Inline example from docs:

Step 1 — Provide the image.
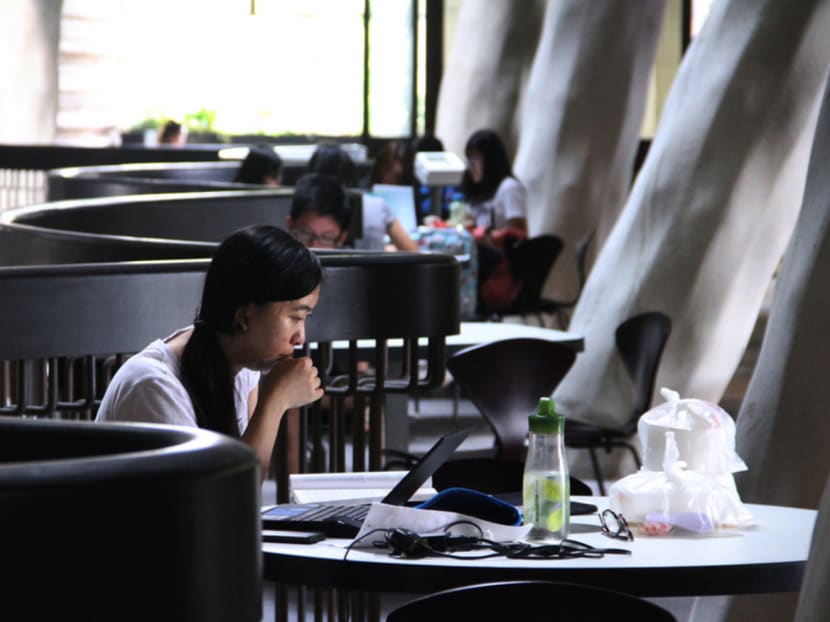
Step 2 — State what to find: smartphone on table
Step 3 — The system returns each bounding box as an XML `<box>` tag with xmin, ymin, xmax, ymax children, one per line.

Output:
<box><xmin>262</xmin><ymin>529</ymin><xmax>326</xmax><ymax>544</ymax></box>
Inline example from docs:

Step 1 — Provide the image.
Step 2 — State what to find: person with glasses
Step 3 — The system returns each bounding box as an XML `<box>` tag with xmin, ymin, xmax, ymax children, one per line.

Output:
<box><xmin>307</xmin><ymin>143</ymin><xmax>419</xmax><ymax>252</ymax></box>
<box><xmin>287</xmin><ymin>173</ymin><xmax>353</xmax><ymax>249</ymax></box>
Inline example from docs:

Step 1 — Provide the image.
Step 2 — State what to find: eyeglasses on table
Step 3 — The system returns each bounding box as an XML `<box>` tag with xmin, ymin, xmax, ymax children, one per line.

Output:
<box><xmin>599</xmin><ymin>509</ymin><xmax>634</xmax><ymax>541</ymax></box>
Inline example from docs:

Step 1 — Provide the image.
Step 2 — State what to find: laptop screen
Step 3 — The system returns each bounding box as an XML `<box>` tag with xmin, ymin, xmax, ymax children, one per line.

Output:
<box><xmin>370</xmin><ymin>184</ymin><xmax>418</xmax><ymax>234</ymax></box>
<box><xmin>381</xmin><ymin>426</ymin><xmax>472</xmax><ymax>506</ymax></box>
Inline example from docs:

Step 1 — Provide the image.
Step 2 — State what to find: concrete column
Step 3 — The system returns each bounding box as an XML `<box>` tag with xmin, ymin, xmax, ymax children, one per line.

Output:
<box><xmin>0</xmin><ymin>0</ymin><xmax>62</xmax><ymax>143</ymax></box>
<box><xmin>554</xmin><ymin>0</ymin><xmax>830</xmax><ymax>429</ymax></box>
<box><xmin>513</xmin><ymin>0</ymin><xmax>664</xmax><ymax>299</ymax></box>
<box><xmin>435</xmin><ymin>0</ymin><xmax>544</xmax><ymax>157</ymax></box>
<box><xmin>796</xmin><ymin>479</ymin><xmax>830</xmax><ymax>621</ymax></box>
<box><xmin>703</xmin><ymin>59</ymin><xmax>830</xmax><ymax>622</ymax></box>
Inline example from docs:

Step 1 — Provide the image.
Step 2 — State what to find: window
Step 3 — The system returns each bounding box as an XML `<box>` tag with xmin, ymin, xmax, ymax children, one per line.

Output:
<box><xmin>59</xmin><ymin>0</ymin><xmax>427</xmax><ymax>143</ymax></box>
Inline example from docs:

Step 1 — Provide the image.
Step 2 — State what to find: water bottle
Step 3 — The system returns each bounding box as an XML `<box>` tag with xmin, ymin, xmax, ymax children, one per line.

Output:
<box><xmin>448</xmin><ymin>192</ymin><xmax>468</xmax><ymax>227</ymax></box>
<box><xmin>523</xmin><ymin>397</ymin><xmax>570</xmax><ymax>543</ymax></box>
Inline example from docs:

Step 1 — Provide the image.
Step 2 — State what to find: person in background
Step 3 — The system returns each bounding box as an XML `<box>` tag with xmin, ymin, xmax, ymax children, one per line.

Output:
<box><xmin>234</xmin><ymin>145</ymin><xmax>283</xmax><ymax>186</ymax></box>
<box><xmin>287</xmin><ymin>173</ymin><xmax>352</xmax><ymax>249</ymax></box>
<box><xmin>461</xmin><ymin>128</ymin><xmax>528</xmax><ymax>234</ymax></box>
<box><xmin>369</xmin><ymin>139</ymin><xmax>414</xmax><ymax>186</ymax></box>
<box><xmin>96</xmin><ymin>225</ymin><xmax>324</xmax><ymax>477</ymax></box>
<box><xmin>157</xmin><ymin>120</ymin><xmax>185</xmax><ymax>145</ymax></box>
<box><xmin>308</xmin><ymin>143</ymin><xmax>418</xmax><ymax>251</ymax></box>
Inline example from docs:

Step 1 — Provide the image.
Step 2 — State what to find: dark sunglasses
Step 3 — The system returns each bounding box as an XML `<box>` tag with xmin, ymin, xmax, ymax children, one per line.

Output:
<box><xmin>599</xmin><ymin>509</ymin><xmax>634</xmax><ymax>541</ymax></box>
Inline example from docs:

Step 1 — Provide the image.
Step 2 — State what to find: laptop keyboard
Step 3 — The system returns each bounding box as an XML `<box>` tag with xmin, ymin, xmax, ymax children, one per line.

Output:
<box><xmin>292</xmin><ymin>503</ymin><xmax>370</xmax><ymax>522</ymax></box>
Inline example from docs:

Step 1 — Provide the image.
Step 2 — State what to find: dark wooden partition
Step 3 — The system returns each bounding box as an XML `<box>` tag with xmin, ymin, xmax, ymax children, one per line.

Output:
<box><xmin>0</xmin><ymin>252</ymin><xmax>460</xmax><ymax>499</ymax></box>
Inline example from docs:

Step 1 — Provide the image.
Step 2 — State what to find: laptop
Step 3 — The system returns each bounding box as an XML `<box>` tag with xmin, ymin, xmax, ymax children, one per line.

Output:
<box><xmin>370</xmin><ymin>184</ymin><xmax>419</xmax><ymax>233</ymax></box>
<box><xmin>261</xmin><ymin>427</ymin><xmax>472</xmax><ymax>538</ymax></box>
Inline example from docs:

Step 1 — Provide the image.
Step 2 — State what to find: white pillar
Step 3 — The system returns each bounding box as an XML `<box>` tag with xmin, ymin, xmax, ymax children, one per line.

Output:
<box><xmin>554</xmin><ymin>0</ymin><xmax>830</xmax><ymax>430</ymax></box>
<box><xmin>796</xmin><ymin>479</ymin><xmax>830</xmax><ymax>621</ymax></box>
<box><xmin>0</xmin><ymin>0</ymin><xmax>61</xmax><ymax>143</ymax></box>
<box><xmin>711</xmin><ymin>57</ymin><xmax>830</xmax><ymax>622</ymax></box>
<box><xmin>435</xmin><ymin>0</ymin><xmax>545</xmax><ymax>157</ymax></box>
<box><xmin>513</xmin><ymin>0</ymin><xmax>665</xmax><ymax>299</ymax></box>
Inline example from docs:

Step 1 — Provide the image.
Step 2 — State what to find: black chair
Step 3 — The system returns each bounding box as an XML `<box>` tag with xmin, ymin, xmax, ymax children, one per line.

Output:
<box><xmin>385</xmin><ymin>580</ymin><xmax>677</xmax><ymax>622</ymax></box>
<box><xmin>505</xmin><ymin>233</ymin><xmax>564</xmax><ymax>322</ymax></box>
<box><xmin>423</xmin><ymin>338</ymin><xmax>580</xmax><ymax>496</ymax></box>
<box><xmin>564</xmin><ymin>311</ymin><xmax>672</xmax><ymax>493</ymax></box>
<box><xmin>537</xmin><ymin>229</ymin><xmax>595</xmax><ymax>328</ymax></box>
<box><xmin>447</xmin><ymin>337</ymin><xmax>577</xmax><ymax>462</ymax></box>
<box><xmin>383</xmin><ymin>338</ymin><xmax>577</xmax><ymax>493</ymax></box>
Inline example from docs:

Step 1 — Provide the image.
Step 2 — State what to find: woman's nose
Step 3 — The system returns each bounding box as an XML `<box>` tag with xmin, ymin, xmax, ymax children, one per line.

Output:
<box><xmin>292</xmin><ymin>325</ymin><xmax>306</xmax><ymax>345</ymax></box>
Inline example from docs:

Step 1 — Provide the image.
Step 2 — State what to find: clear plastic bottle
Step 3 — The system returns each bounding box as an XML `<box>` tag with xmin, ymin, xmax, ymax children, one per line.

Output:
<box><xmin>523</xmin><ymin>397</ymin><xmax>570</xmax><ymax>543</ymax></box>
<box><xmin>448</xmin><ymin>192</ymin><xmax>468</xmax><ymax>227</ymax></box>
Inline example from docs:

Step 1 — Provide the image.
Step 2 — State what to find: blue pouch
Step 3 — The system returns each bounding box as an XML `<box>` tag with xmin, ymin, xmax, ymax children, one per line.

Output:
<box><xmin>415</xmin><ymin>487</ymin><xmax>523</xmax><ymax>526</ymax></box>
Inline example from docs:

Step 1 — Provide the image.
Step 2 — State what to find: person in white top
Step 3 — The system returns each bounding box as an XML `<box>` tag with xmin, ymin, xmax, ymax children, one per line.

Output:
<box><xmin>461</xmin><ymin>128</ymin><xmax>528</xmax><ymax>233</ymax></box>
<box><xmin>96</xmin><ymin>225</ymin><xmax>324</xmax><ymax>476</ymax></box>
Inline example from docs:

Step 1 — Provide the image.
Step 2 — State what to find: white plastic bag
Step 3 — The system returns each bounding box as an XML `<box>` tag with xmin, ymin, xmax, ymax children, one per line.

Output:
<box><xmin>609</xmin><ymin>388</ymin><xmax>753</xmax><ymax>535</ymax></box>
<box><xmin>638</xmin><ymin>388</ymin><xmax>747</xmax><ymax>474</ymax></box>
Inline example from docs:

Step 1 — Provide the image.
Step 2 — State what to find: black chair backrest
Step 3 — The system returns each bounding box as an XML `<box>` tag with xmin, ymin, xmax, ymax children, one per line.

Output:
<box><xmin>0</xmin><ymin>252</ymin><xmax>459</xmax><ymax>360</ymax></box>
<box><xmin>432</xmin><ymin>458</ymin><xmax>593</xmax><ymax>497</ymax></box>
<box><xmin>615</xmin><ymin>311</ymin><xmax>672</xmax><ymax>428</ymax></box>
<box><xmin>446</xmin><ymin>338</ymin><xmax>576</xmax><ymax>461</ymax></box>
<box><xmin>507</xmin><ymin>234</ymin><xmax>564</xmax><ymax>309</ymax></box>
<box><xmin>386</xmin><ymin>580</ymin><xmax>677</xmax><ymax>622</ymax></box>
<box><xmin>0</xmin><ymin>417</ymin><xmax>260</xmax><ymax>621</ymax></box>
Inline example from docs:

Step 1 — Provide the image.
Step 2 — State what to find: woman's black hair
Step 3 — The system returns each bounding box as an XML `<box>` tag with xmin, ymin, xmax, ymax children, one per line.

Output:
<box><xmin>179</xmin><ymin>225</ymin><xmax>322</xmax><ymax>436</ymax></box>
<box><xmin>460</xmin><ymin>129</ymin><xmax>514</xmax><ymax>203</ymax></box>
<box><xmin>369</xmin><ymin>139</ymin><xmax>414</xmax><ymax>186</ymax></box>
<box><xmin>234</xmin><ymin>145</ymin><xmax>283</xmax><ymax>184</ymax></box>
<box><xmin>158</xmin><ymin>120</ymin><xmax>182</xmax><ymax>144</ymax></box>
<box><xmin>307</xmin><ymin>142</ymin><xmax>358</xmax><ymax>188</ymax></box>
<box><xmin>291</xmin><ymin>172</ymin><xmax>352</xmax><ymax>232</ymax></box>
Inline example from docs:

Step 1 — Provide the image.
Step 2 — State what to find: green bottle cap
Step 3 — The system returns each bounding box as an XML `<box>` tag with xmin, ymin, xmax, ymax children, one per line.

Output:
<box><xmin>528</xmin><ymin>397</ymin><xmax>564</xmax><ymax>434</ymax></box>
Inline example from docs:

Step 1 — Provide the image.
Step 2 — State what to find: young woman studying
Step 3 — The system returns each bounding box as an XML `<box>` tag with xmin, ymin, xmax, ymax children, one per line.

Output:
<box><xmin>96</xmin><ymin>225</ymin><xmax>324</xmax><ymax>475</ymax></box>
<box><xmin>461</xmin><ymin>129</ymin><xmax>528</xmax><ymax>234</ymax></box>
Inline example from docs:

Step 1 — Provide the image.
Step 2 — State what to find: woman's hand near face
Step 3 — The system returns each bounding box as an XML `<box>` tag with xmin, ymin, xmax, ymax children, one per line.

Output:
<box><xmin>261</xmin><ymin>356</ymin><xmax>324</xmax><ymax>411</ymax></box>
<box><xmin>242</xmin><ymin>355</ymin><xmax>323</xmax><ymax>477</ymax></box>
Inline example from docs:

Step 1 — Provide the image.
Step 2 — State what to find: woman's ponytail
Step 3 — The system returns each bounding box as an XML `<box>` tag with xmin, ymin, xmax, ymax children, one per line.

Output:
<box><xmin>180</xmin><ymin>321</ymin><xmax>238</xmax><ymax>437</ymax></box>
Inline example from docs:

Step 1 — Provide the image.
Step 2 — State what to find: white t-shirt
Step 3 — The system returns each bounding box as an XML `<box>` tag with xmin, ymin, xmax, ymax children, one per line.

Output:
<box><xmin>354</xmin><ymin>194</ymin><xmax>395</xmax><ymax>251</ymax></box>
<box><xmin>96</xmin><ymin>328</ymin><xmax>260</xmax><ymax>434</ymax></box>
<box><xmin>470</xmin><ymin>176</ymin><xmax>527</xmax><ymax>230</ymax></box>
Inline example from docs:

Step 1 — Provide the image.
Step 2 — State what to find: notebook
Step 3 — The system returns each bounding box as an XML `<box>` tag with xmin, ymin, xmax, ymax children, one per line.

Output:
<box><xmin>261</xmin><ymin>427</ymin><xmax>473</xmax><ymax>538</ymax></box>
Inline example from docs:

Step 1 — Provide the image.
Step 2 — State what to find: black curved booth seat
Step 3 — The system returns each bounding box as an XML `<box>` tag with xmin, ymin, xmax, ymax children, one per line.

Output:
<box><xmin>0</xmin><ymin>190</ymin><xmax>366</xmax><ymax>266</ymax></box>
<box><xmin>0</xmin><ymin>416</ymin><xmax>261</xmax><ymax>622</ymax></box>
<box><xmin>46</xmin><ymin>161</ymin><xmax>311</xmax><ymax>200</ymax></box>
<box><xmin>0</xmin><ymin>191</ymin><xmax>291</xmax><ymax>266</ymax></box>
<box><xmin>46</xmin><ymin>158</ymin><xmax>372</xmax><ymax>201</ymax></box>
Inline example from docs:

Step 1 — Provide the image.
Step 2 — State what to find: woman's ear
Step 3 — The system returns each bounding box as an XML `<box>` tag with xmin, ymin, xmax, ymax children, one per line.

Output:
<box><xmin>233</xmin><ymin>306</ymin><xmax>249</xmax><ymax>334</ymax></box>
